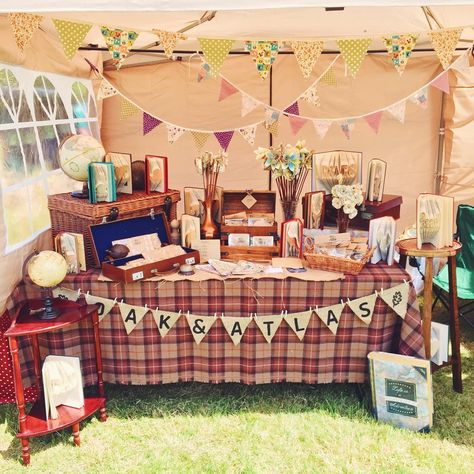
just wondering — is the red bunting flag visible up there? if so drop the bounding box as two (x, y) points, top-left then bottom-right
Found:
(284, 101), (300, 116)
(214, 131), (234, 151)
(288, 115), (307, 135)
(218, 79), (239, 102)
(364, 111), (383, 134)
(143, 113), (162, 135)
(431, 72), (450, 94)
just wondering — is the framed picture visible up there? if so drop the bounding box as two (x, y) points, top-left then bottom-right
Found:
(251, 236), (274, 247)
(184, 186), (223, 224)
(181, 214), (201, 248)
(145, 155), (168, 194)
(228, 233), (250, 247)
(312, 150), (362, 193)
(105, 152), (132, 194)
(302, 191), (325, 229)
(280, 218), (304, 258)
(366, 159), (387, 202)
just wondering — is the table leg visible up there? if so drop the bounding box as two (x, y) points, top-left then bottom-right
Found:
(21, 438), (30, 466)
(447, 255), (462, 393)
(423, 257), (433, 360)
(399, 254), (408, 268)
(31, 334), (42, 398)
(72, 423), (80, 446)
(91, 309), (107, 422)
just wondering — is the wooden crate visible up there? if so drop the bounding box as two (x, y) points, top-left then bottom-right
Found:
(48, 190), (180, 268)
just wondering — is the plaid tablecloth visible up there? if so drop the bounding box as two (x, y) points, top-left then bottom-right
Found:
(8, 263), (424, 386)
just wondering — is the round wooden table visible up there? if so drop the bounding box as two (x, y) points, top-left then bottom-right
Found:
(397, 238), (462, 393)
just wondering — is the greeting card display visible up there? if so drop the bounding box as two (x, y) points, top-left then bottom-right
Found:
(145, 155), (168, 194)
(281, 218), (303, 258)
(302, 191), (325, 229)
(105, 152), (133, 194)
(366, 159), (387, 202)
(88, 162), (116, 203)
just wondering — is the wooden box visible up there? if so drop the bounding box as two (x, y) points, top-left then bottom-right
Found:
(48, 190), (180, 268)
(220, 190), (279, 261)
(90, 213), (200, 283)
(323, 194), (403, 230)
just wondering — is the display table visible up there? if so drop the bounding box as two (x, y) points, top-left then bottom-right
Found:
(8, 263), (424, 386)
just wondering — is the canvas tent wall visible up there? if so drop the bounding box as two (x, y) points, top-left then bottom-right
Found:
(0, 3), (473, 313)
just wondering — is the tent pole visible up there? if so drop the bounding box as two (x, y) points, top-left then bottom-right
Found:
(268, 65), (273, 191)
(435, 91), (446, 195)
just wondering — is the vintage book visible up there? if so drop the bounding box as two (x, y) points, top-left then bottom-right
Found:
(302, 191), (325, 229)
(105, 152), (133, 194)
(368, 351), (433, 432)
(88, 162), (117, 203)
(369, 216), (396, 265)
(416, 194), (454, 249)
(431, 322), (450, 366)
(54, 232), (86, 273)
(366, 159), (387, 202)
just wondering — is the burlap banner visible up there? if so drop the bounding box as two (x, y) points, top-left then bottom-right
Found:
(185, 313), (217, 344)
(254, 314), (282, 343)
(119, 302), (149, 335)
(283, 310), (313, 341)
(315, 302), (345, 335)
(85, 293), (116, 322)
(347, 293), (377, 326)
(153, 309), (182, 337)
(221, 316), (253, 345)
(379, 283), (409, 320)
(53, 287), (80, 302)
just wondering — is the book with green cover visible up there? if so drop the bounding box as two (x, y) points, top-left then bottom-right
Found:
(368, 351), (433, 432)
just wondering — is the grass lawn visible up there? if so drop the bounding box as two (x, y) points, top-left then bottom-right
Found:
(1, 303), (474, 473)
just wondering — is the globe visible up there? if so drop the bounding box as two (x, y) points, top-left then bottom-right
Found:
(27, 250), (68, 288)
(59, 134), (106, 182)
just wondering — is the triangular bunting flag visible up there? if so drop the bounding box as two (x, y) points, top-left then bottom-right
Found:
(153, 29), (187, 58)
(218, 78), (239, 102)
(214, 130), (234, 151)
(283, 310), (313, 341)
(300, 85), (320, 107)
(431, 71), (450, 94)
(238, 125), (257, 145)
(97, 79), (118, 100)
(197, 63), (211, 82)
(315, 302), (345, 335)
(167, 124), (185, 144)
(185, 313), (216, 344)
(428, 28), (463, 69)
(245, 41), (280, 80)
(101, 26), (138, 69)
(284, 101), (300, 116)
(347, 293), (377, 325)
(383, 34), (418, 75)
(241, 94), (259, 117)
(409, 87), (429, 109)
(199, 38), (235, 77)
(288, 115), (307, 136)
(152, 309), (181, 337)
(52, 287), (79, 302)
(85, 293), (116, 322)
(364, 111), (383, 134)
(387, 101), (406, 124)
(221, 316), (252, 345)
(379, 283), (409, 319)
(340, 119), (355, 140)
(191, 131), (209, 149)
(143, 112), (162, 135)
(451, 51), (470, 72)
(119, 303), (149, 335)
(254, 314), (282, 343)
(8, 13), (43, 52)
(120, 98), (140, 120)
(312, 119), (332, 139)
(320, 66), (337, 86)
(336, 38), (372, 78)
(265, 107), (280, 126)
(290, 40), (324, 78)
(266, 119), (279, 136)
(53, 19), (92, 60)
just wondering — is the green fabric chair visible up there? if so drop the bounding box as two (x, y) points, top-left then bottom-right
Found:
(433, 204), (474, 323)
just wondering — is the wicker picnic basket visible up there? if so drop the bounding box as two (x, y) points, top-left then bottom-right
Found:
(303, 247), (375, 275)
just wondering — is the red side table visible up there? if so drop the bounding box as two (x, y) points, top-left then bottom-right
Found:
(4, 299), (107, 465)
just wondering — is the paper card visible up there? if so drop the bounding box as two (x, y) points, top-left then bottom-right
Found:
(272, 257), (303, 269)
(241, 194), (257, 209)
(313, 232), (351, 246)
(191, 239), (221, 263)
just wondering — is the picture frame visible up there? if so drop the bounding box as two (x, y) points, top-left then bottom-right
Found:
(251, 236), (274, 247)
(145, 155), (168, 194)
(366, 158), (387, 202)
(312, 150), (362, 193)
(280, 218), (304, 258)
(105, 152), (133, 194)
(184, 186), (223, 224)
(228, 233), (250, 247)
(302, 191), (325, 229)
(181, 214), (201, 248)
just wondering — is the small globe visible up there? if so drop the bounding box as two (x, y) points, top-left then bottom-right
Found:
(27, 251), (68, 288)
(59, 134), (106, 182)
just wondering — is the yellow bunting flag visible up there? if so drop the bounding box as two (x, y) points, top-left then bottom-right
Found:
(153, 29), (187, 58)
(383, 34), (418, 75)
(191, 131), (209, 150)
(8, 13), (43, 52)
(337, 38), (372, 78)
(320, 66), (337, 86)
(185, 313), (216, 344)
(53, 19), (92, 60)
(120, 97), (140, 119)
(246, 41), (280, 80)
(101, 26), (138, 69)
(266, 119), (279, 136)
(290, 40), (324, 78)
(199, 38), (235, 77)
(428, 28), (463, 69)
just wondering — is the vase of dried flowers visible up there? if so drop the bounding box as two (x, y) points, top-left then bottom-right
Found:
(195, 150), (228, 239)
(331, 181), (364, 233)
(255, 141), (313, 221)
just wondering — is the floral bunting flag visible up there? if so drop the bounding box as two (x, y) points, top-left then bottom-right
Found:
(152, 309), (181, 337)
(451, 51), (469, 72)
(197, 63), (211, 82)
(336, 38), (372, 78)
(347, 293), (377, 326)
(288, 115), (307, 135)
(431, 71), (450, 94)
(265, 107), (280, 126)
(218, 78), (239, 102)
(428, 28), (463, 69)
(119, 303), (149, 335)
(315, 302), (345, 335)
(143, 112), (162, 135)
(199, 38), (235, 77)
(289, 40), (324, 78)
(153, 29), (187, 58)
(383, 34), (418, 75)
(52, 287), (79, 302)
(379, 283), (409, 319)
(191, 131), (210, 149)
(97, 79), (118, 100)
(85, 293), (116, 322)
(8, 13), (43, 52)
(221, 316), (252, 345)
(410, 87), (429, 109)
(101, 26), (138, 69)
(300, 85), (320, 107)
(185, 313), (216, 344)
(254, 314), (282, 343)
(238, 125), (257, 145)
(340, 119), (355, 140)
(52, 19), (92, 60)
(167, 124), (185, 144)
(241, 94), (260, 117)
(312, 119), (332, 139)
(214, 131), (234, 151)
(364, 111), (383, 134)
(120, 97), (140, 119)
(320, 66), (337, 86)
(283, 310), (313, 341)
(284, 101), (299, 116)
(387, 101), (406, 124)
(245, 41), (280, 80)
